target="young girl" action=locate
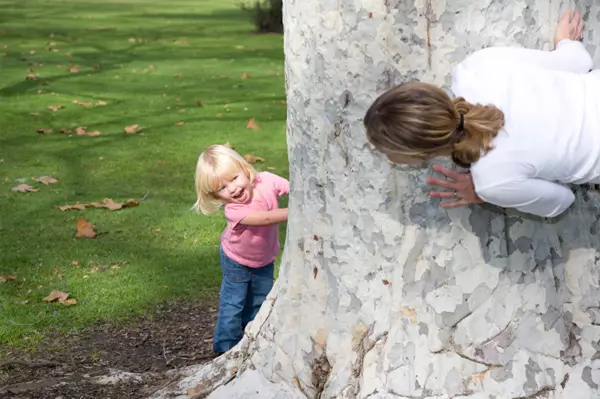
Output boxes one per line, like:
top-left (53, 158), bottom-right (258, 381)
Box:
top-left (364, 10), bottom-right (600, 218)
top-left (194, 144), bottom-right (289, 354)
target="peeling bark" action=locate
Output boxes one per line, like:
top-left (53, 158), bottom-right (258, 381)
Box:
top-left (152, 1), bottom-right (600, 398)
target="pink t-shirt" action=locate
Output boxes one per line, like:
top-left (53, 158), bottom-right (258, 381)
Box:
top-left (221, 172), bottom-right (289, 268)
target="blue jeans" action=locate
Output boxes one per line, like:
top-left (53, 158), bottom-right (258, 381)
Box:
top-left (213, 247), bottom-right (274, 353)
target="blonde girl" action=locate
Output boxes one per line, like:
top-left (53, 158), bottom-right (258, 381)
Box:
top-left (194, 144), bottom-right (289, 354)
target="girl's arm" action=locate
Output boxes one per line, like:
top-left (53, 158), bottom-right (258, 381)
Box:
top-left (240, 208), bottom-right (288, 226)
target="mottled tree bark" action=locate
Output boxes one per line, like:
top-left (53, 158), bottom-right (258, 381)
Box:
top-left (153, 1), bottom-right (600, 398)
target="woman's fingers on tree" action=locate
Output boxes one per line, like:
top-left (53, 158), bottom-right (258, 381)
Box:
top-left (426, 177), bottom-right (456, 189)
top-left (440, 199), bottom-right (468, 209)
top-left (431, 164), bottom-right (463, 181)
top-left (429, 190), bottom-right (457, 199)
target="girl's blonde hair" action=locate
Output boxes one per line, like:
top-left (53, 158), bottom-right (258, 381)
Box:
top-left (193, 144), bottom-right (258, 214)
top-left (363, 82), bottom-right (505, 167)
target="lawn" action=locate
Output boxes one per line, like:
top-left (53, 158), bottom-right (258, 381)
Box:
top-left (0, 0), bottom-right (288, 349)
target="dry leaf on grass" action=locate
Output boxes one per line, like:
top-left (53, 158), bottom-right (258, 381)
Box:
top-left (42, 290), bottom-right (77, 305)
top-left (60, 128), bottom-right (73, 134)
top-left (58, 198), bottom-right (139, 211)
top-left (246, 117), bottom-right (260, 131)
top-left (72, 100), bottom-right (93, 107)
top-left (48, 105), bottom-right (64, 111)
top-left (243, 154), bottom-right (264, 164)
top-left (12, 184), bottom-right (38, 193)
top-left (75, 215), bottom-right (96, 238)
top-left (241, 72), bottom-right (249, 79)
top-left (33, 176), bottom-right (59, 185)
top-left (90, 198), bottom-right (139, 211)
top-left (36, 128), bottom-right (52, 135)
top-left (175, 122), bottom-right (184, 126)
top-left (124, 124), bottom-right (140, 134)
top-left (0, 275), bottom-right (17, 283)
top-left (69, 65), bottom-right (79, 73)
top-left (195, 99), bottom-right (203, 107)
top-left (75, 126), bottom-right (101, 136)
top-left (96, 100), bottom-right (107, 106)
top-left (26, 74), bottom-right (38, 80)
top-left (58, 203), bottom-right (85, 211)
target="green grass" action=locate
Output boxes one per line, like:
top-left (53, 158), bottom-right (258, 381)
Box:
top-left (0, 0), bottom-right (287, 348)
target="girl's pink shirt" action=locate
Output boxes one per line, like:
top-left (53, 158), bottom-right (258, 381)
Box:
top-left (221, 172), bottom-right (289, 267)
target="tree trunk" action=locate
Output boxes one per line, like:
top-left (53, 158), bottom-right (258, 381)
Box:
top-left (153, 1), bottom-right (600, 398)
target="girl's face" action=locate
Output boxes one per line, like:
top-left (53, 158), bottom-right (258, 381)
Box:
top-left (215, 171), bottom-right (253, 204)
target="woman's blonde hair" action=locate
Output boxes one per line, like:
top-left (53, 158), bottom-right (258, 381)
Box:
top-left (363, 82), bottom-right (505, 167)
top-left (193, 144), bottom-right (258, 214)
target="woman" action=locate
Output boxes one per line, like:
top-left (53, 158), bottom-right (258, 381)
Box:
top-left (364, 10), bottom-right (599, 218)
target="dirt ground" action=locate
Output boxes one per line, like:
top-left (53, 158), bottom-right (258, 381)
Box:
top-left (0, 299), bottom-right (219, 399)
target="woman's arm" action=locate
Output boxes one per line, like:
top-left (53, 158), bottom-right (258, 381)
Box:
top-left (475, 179), bottom-right (575, 218)
top-left (427, 164), bottom-right (575, 217)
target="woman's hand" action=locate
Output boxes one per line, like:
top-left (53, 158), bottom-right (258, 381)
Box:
top-left (427, 164), bottom-right (484, 208)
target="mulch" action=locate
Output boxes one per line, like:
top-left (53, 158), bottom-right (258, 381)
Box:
top-left (0, 299), bottom-right (220, 399)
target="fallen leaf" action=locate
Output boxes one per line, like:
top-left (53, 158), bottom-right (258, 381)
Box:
top-left (47, 105), bottom-right (64, 111)
top-left (0, 275), bottom-right (16, 283)
top-left (175, 122), bottom-right (184, 126)
top-left (246, 117), bottom-right (260, 131)
top-left (69, 65), bottom-right (79, 73)
top-left (195, 99), bottom-right (203, 107)
top-left (72, 261), bottom-right (80, 266)
top-left (235, 45), bottom-right (245, 49)
top-left (12, 184), bottom-right (38, 192)
top-left (124, 124), bottom-right (140, 134)
top-left (241, 72), bottom-right (249, 79)
top-left (29, 50), bottom-right (36, 55)
top-left (26, 73), bottom-right (38, 80)
top-left (58, 203), bottom-right (86, 211)
top-left (128, 38), bottom-right (137, 43)
top-left (75, 126), bottom-right (100, 136)
top-left (42, 290), bottom-right (77, 305)
top-left (72, 100), bottom-right (93, 107)
top-left (58, 198), bottom-right (138, 211)
top-left (382, 279), bottom-right (390, 286)
top-left (110, 265), bottom-right (120, 270)
top-left (33, 176), bottom-right (59, 185)
top-left (60, 128), bottom-right (73, 134)
top-left (96, 100), bottom-right (107, 106)
top-left (75, 215), bottom-right (96, 238)
top-left (174, 73), bottom-right (182, 77)
top-left (243, 154), bottom-right (265, 164)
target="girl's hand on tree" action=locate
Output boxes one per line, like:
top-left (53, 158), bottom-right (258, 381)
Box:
top-left (427, 164), bottom-right (484, 209)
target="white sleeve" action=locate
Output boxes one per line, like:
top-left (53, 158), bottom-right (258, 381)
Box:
top-left (475, 179), bottom-right (575, 218)
top-left (462, 39), bottom-right (593, 74)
